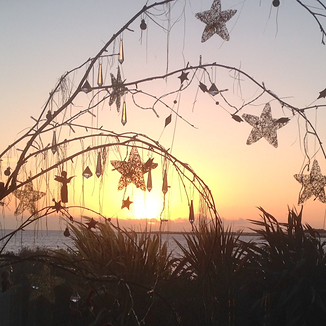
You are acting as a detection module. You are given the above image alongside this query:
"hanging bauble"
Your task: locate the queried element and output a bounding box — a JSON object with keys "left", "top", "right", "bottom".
{"left": 96, "top": 153, "right": 102, "bottom": 178}
{"left": 64, "top": 227, "right": 70, "bottom": 237}
{"left": 272, "top": 0, "right": 280, "bottom": 7}
{"left": 4, "top": 167, "right": 11, "bottom": 176}
{"left": 147, "top": 169, "right": 153, "bottom": 192}
{"left": 81, "top": 80, "right": 92, "bottom": 93}
{"left": 162, "top": 169, "right": 168, "bottom": 194}
{"left": 140, "top": 19, "right": 147, "bottom": 30}
{"left": 118, "top": 39, "right": 124, "bottom": 64}
{"left": 51, "top": 131, "right": 57, "bottom": 154}
{"left": 189, "top": 200, "right": 195, "bottom": 224}
{"left": 121, "top": 101, "right": 127, "bottom": 126}
{"left": 208, "top": 83, "right": 219, "bottom": 96}
{"left": 83, "top": 166, "right": 93, "bottom": 179}
{"left": 97, "top": 63, "right": 103, "bottom": 86}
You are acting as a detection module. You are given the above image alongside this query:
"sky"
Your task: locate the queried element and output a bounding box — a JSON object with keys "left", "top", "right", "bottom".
{"left": 0, "top": 0, "right": 326, "bottom": 232}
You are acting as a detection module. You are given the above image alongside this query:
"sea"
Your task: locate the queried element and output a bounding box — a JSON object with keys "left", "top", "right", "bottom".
{"left": 0, "top": 229, "right": 257, "bottom": 255}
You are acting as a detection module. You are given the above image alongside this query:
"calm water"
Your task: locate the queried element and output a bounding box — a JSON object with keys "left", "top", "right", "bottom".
{"left": 0, "top": 230, "right": 259, "bottom": 255}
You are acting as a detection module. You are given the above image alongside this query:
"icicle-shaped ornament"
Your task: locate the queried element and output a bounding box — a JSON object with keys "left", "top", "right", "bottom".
{"left": 83, "top": 166, "right": 93, "bottom": 179}
{"left": 51, "top": 131, "right": 57, "bottom": 154}
{"left": 147, "top": 169, "right": 153, "bottom": 192}
{"left": 189, "top": 200, "right": 195, "bottom": 224}
{"left": 162, "top": 169, "right": 168, "bottom": 194}
{"left": 96, "top": 152, "right": 102, "bottom": 178}
{"left": 121, "top": 101, "right": 127, "bottom": 126}
{"left": 97, "top": 63, "right": 103, "bottom": 86}
{"left": 118, "top": 39, "right": 124, "bottom": 64}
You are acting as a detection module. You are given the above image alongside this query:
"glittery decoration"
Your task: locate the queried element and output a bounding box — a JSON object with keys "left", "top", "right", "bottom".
{"left": 13, "top": 181, "right": 45, "bottom": 216}
{"left": 109, "top": 66, "right": 127, "bottom": 112}
{"left": 294, "top": 160, "right": 326, "bottom": 204}
{"left": 195, "top": 0, "right": 237, "bottom": 42}
{"left": 242, "top": 103, "right": 289, "bottom": 148}
{"left": 111, "top": 147, "right": 149, "bottom": 191}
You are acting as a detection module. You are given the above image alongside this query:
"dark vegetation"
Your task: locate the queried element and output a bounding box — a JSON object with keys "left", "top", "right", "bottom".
{"left": 1, "top": 207, "right": 326, "bottom": 325}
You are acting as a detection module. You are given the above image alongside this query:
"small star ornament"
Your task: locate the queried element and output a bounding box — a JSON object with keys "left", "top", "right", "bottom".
{"left": 86, "top": 218, "right": 98, "bottom": 230}
{"left": 195, "top": 0, "right": 237, "bottom": 42}
{"left": 294, "top": 160, "right": 326, "bottom": 204}
{"left": 242, "top": 103, "right": 289, "bottom": 148}
{"left": 121, "top": 196, "right": 133, "bottom": 209}
{"left": 109, "top": 66, "right": 128, "bottom": 112}
{"left": 111, "top": 147, "right": 157, "bottom": 191}
{"left": 14, "top": 181, "right": 45, "bottom": 216}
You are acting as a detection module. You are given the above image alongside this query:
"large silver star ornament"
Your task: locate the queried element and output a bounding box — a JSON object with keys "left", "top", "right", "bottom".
{"left": 242, "top": 103, "right": 289, "bottom": 148}
{"left": 195, "top": 0, "right": 237, "bottom": 42}
{"left": 294, "top": 160, "right": 326, "bottom": 204}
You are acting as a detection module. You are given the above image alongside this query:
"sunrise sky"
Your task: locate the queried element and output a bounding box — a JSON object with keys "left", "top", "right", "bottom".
{"left": 1, "top": 0, "right": 326, "bottom": 232}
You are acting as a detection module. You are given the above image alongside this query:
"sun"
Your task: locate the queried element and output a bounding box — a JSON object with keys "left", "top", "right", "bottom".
{"left": 132, "top": 191, "right": 163, "bottom": 220}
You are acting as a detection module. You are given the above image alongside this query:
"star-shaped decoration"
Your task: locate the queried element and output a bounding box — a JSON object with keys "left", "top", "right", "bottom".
{"left": 13, "top": 181, "right": 45, "bottom": 216}
{"left": 28, "top": 265, "right": 64, "bottom": 304}
{"left": 52, "top": 199, "right": 63, "bottom": 213}
{"left": 195, "top": 0, "right": 237, "bottom": 42}
{"left": 121, "top": 196, "right": 133, "bottom": 210}
{"left": 86, "top": 218, "right": 98, "bottom": 230}
{"left": 109, "top": 66, "right": 128, "bottom": 112}
{"left": 294, "top": 160, "right": 326, "bottom": 204}
{"left": 111, "top": 147, "right": 150, "bottom": 191}
{"left": 242, "top": 103, "right": 289, "bottom": 148}
{"left": 178, "top": 71, "right": 189, "bottom": 84}
{"left": 317, "top": 87, "right": 326, "bottom": 99}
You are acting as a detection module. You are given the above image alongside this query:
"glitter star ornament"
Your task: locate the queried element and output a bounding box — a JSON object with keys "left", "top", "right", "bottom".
{"left": 242, "top": 103, "right": 289, "bottom": 148}
{"left": 111, "top": 147, "right": 152, "bottom": 191}
{"left": 14, "top": 181, "right": 45, "bottom": 216}
{"left": 195, "top": 0, "right": 237, "bottom": 42}
{"left": 109, "top": 66, "right": 128, "bottom": 112}
{"left": 294, "top": 160, "right": 326, "bottom": 204}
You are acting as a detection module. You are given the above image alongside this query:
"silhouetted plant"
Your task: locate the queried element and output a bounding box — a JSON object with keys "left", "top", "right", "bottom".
{"left": 244, "top": 207, "right": 326, "bottom": 326}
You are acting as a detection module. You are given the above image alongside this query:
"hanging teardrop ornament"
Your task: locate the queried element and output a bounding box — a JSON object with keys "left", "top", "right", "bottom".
{"left": 81, "top": 80, "right": 92, "bottom": 93}
{"left": 121, "top": 101, "right": 127, "bottom": 126}
{"left": 118, "top": 39, "right": 124, "bottom": 64}
{"left": 96, "top": 152, "right": 102, "bottom": 178}
{"left": 189, "top": 200, "right": 195, "bottom": 224}
{"left": 83, "top": 166, "right": 93, "bottom": 179}
{"left": 162, "top": 169, "right": 168, "bottom": 194}
{"left": 208, "top": 83, "right": 219, "bottom": 96}
{"left": 51, "top": 131, "right": 57, "bottom": 154}
{"left": 97, "top": 63, "right": 103, "bottom": 86}
{"left": 147, "top": 169, "right": 153, "bottom": 192}
{"left": 64, "top": 227, "right": 70, "bottom": 237}
{"left": 140, "top": 19, "right": 147, "bottom": 30}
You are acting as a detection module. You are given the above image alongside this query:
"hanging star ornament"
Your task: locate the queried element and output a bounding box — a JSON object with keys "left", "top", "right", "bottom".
{"left": 294, "top": 160, "right": 326, "bottom": 204}
{"left": 121, "top": 196, "right": 133, "bottom": 209}
{"left": 242, "top": 103, "right": 289, "bottom": 148}
{"left": 109, "top": 66, "right": 128, "bottom": 112}
{"left": 178, "top": 71, "right": 189, "bottom": 84}
{"left": 195, "top": 0, "right": 237, "bottom": 42}
{"left": 111, "top": 147, "right": 156, "bottom": 191}
{"left": 13, "top": 181, "right": 45, "bottom": 216}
